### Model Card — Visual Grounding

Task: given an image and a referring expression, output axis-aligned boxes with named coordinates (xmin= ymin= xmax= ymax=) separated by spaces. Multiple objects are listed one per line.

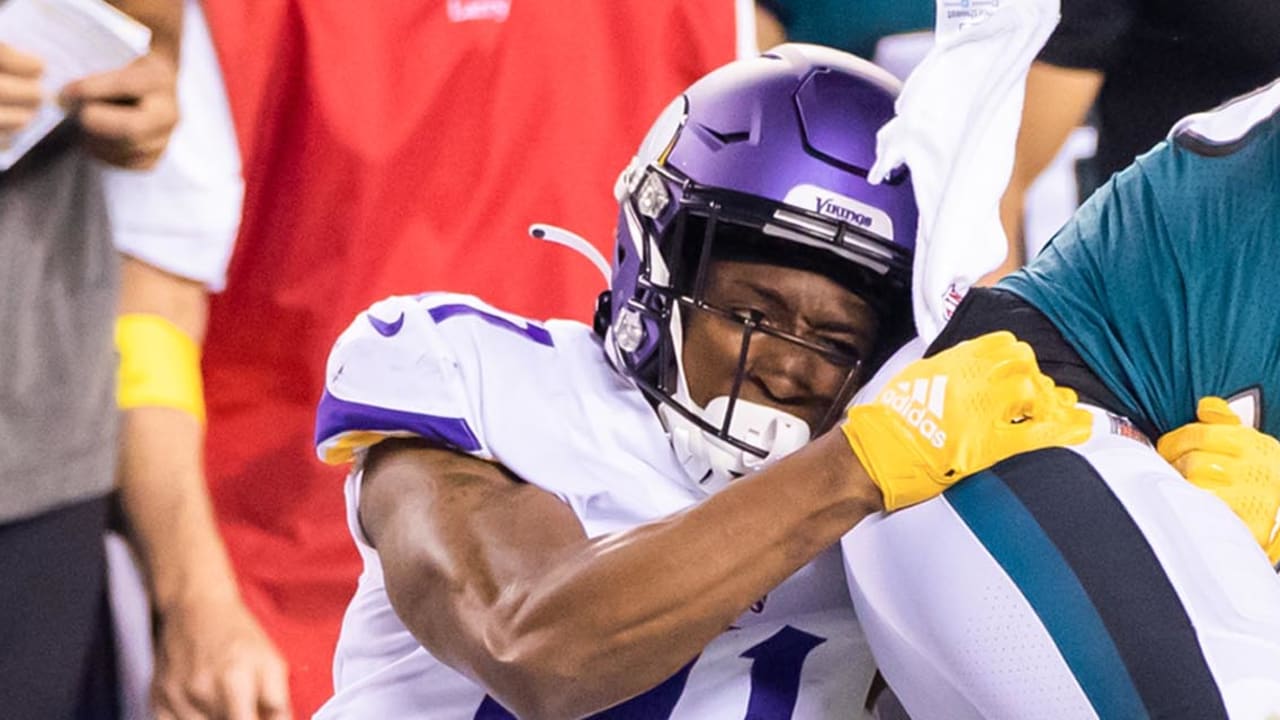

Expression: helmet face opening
xmin=604 ymin=44 xmax=917 ymax=492
xmin=621 ymin=169 xmax=904 ymax=449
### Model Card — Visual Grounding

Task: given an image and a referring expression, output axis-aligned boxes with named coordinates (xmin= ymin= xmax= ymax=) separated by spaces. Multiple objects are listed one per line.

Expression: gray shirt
xmin=0 ymin=129 xmax=119 ymax=523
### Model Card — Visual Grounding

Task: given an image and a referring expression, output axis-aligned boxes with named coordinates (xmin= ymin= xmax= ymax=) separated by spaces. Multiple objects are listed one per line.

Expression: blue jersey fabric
xmin=1000 ymin=85 xmax=1280 ymax=437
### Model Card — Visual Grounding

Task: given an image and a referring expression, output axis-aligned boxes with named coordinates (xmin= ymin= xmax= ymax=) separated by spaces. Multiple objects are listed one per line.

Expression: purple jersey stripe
xmin=315 ymin=389 xmax=482 ymax=453
xmin=427 ymin=303 xmax=554 ymax=347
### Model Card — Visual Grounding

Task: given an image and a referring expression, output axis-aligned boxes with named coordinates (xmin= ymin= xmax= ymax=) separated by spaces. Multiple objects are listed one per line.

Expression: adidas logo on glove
xmin=881 ymin=376 xmax=948 ymax=449
xmin=842 ymin=331 xmax=1092 ymax=511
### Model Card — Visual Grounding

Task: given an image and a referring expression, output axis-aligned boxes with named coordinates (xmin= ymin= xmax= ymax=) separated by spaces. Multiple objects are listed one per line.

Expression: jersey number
xmin=474 ymin=625 xmax=825 ymax=719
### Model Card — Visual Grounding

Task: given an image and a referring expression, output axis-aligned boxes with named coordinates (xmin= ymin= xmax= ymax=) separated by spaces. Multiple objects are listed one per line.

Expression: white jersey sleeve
xmin=318 ymin=290 xmax=684 ymax=515
xmin=316 ymin=293 xmax=528 ymax=465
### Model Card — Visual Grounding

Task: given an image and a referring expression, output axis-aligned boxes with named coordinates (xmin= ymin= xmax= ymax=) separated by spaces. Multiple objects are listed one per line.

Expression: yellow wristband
xmin=115 ymin=313 xmax=206 ymax=423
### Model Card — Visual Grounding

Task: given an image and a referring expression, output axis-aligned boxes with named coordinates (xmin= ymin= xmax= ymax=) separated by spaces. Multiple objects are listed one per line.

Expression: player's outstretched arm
xmin=361 ymin=431 xmax=876 ymax=720
xmin=1158 ymin=397 xmax=1280 ymax=565
xmin=359 ymin=331 xmax=1090 ymax=720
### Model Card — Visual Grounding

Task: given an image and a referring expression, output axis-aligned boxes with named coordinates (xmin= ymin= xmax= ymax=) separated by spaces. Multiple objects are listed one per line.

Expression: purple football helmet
xmin=599 ymin=44 xmax=917 ymax=493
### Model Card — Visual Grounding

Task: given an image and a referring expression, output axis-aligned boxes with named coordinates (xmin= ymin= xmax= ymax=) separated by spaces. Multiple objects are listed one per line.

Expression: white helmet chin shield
xmin=659 ymin=397 xmax=810 ymax=495
xmin=598 ymin=45 xmax=918 ymax=496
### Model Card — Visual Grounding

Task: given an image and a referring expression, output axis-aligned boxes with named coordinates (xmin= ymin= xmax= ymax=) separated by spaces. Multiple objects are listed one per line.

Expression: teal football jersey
xmin=1001 ymin=81 xmax=1280 ymax=437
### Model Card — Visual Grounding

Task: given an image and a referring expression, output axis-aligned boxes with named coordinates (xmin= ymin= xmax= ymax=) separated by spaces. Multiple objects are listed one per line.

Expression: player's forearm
xmin=471 ymin=431 xmax=878 ymax=718
xmin=108 ymin=0 xmax=183 ymax=62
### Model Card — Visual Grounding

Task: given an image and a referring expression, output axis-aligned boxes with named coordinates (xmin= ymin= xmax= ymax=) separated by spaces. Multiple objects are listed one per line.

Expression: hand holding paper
xmin=63 ymin=51 xmax=179 ymax=169
xmin=0 ymin=0 xmax=153 ymax=170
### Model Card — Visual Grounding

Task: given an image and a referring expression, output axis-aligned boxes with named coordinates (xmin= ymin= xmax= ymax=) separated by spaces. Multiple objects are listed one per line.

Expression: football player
xmin=846 ymin=81 xmax=1280 ymax=719
xmin=311 ymin=44 xmax=1089 ymax=718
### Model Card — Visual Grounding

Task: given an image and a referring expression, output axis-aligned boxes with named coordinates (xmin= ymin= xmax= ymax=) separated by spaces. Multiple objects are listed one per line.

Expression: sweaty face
xmin=680 ymin=257 xmax=880 ymax=433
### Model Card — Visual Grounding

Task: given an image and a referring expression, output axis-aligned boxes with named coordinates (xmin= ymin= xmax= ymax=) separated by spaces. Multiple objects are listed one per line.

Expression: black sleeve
xmin=1037 ymin=0 xmax=1138 ymax=71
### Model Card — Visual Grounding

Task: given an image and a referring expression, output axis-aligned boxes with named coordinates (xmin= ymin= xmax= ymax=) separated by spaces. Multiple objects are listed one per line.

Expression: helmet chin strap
xmin=660 ymin=396 xmax=811 ymax=495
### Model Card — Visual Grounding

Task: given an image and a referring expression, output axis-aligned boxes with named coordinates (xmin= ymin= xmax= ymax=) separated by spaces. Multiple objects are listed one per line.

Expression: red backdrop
xmin=200 ymin=2 xmax=738 ymax=713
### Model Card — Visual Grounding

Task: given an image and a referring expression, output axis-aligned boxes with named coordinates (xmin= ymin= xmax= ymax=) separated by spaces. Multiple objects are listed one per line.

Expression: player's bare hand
xmin=843 ymin=331 xmax=1093 ymax=510
xmin=1158 ymin=396 xmax=1280 ymax=565
xmin=0 ymin=43 xmax=44 ymax=144
xmin=60 ymin=50 xmax=177 ymax=169
xmin=152 ymin=597 xmax=293 ymax=720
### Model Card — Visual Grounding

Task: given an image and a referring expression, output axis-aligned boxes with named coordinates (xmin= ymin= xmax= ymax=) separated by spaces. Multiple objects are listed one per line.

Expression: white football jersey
xmin=313 ymin=293 xmax=875 ymax=719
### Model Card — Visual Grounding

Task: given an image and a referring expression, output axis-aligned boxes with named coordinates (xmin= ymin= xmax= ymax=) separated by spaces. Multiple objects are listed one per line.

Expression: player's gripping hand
xmin=1157 ymin=397 xmax=1280 ymax=565
xmin=842 ymin=331 xmax=1092 ymax=510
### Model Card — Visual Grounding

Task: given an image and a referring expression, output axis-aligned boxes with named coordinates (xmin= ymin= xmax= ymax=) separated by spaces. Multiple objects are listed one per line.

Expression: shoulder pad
xmin=315 ymin=294 xmax=492 ymax=464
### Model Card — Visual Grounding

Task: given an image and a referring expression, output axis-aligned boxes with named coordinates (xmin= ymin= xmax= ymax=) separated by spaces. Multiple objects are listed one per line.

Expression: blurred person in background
xmin=104 ymin=2 xmax=290 ymax=718
xmin=0 ymin=1 xmax=181 ymax=717
xmin=198 ymin=1 xmax=756 ymax=714
xmin=997 ymin=0 xmax=1280 ymax=278
xmin=1 ymin=0 xmax=286 ymax=716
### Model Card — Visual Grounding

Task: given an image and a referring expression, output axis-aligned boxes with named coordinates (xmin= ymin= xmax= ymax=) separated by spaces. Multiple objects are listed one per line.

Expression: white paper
xmin=0 ymin=0 xmax=150 ymax=170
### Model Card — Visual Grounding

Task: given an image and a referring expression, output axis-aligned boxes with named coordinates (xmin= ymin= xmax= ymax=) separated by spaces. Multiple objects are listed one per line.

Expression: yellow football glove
xmin=842 ymin=331 xmax=1093 ymax=511
xmin=1157 ymin=397 xmax=1280 ymax=565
